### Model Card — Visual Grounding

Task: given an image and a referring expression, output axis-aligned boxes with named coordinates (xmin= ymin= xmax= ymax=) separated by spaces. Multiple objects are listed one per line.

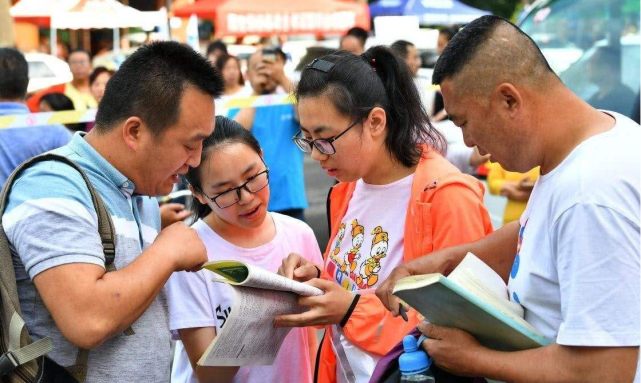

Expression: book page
xmin=243 ymin=263 xmax=323 ymax=296
xmin=458 ymin=270 xmax=526 ymax=320
xmin=448 ymin=253 xmax=508 ymax=299
xmin=205 ymin=261 xmax=323 ymax=297
xmin=198 ymin=285 xmax=306 ymax=367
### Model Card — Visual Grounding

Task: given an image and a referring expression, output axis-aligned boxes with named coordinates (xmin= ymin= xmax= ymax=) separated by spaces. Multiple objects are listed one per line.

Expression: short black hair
xmin=95 ymin=41 xmax=223 ymax=137
xmin=41 ymin=93 xmax=74 ymax=111
xmin=439 ymin=26 xmax=458 ymax=42
xmin=390 ymin=40 xmax=414 ymax=60
xmin=0 ymin=48 xmax=29 ymax=100
xmin=345 ymin=27 xmax=368 ymax=46
xmin=433 ymin=15 xmax=554 ymax=86
xmin=68 ymin=48 xmax=91 ymax=61
xmin=41 ymin=93 xmax=85 ymax=132
xmin=207 ymin=40 xmax=228 ymax=56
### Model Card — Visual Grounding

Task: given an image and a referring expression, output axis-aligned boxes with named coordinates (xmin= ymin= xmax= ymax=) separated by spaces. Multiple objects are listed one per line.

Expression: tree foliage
xmin=459 ymin=0 xmax=524 ymax=20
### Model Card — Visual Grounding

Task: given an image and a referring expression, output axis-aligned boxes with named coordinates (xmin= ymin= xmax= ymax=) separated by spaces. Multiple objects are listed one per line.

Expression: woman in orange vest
xmin=274 ymin=47 xmax=494 ymax=383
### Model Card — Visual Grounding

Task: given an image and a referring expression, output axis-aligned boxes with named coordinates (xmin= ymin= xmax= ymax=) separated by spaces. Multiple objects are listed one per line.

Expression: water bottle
xmin=399 ymin=335 xmax=435 ymax=383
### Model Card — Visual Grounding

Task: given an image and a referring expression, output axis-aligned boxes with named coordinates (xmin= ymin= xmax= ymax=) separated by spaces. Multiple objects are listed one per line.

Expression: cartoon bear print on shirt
xmin=343 ymin=219 xmax=364 ymax=274
xmin=356 ymin=226 xmax=388 ymax=288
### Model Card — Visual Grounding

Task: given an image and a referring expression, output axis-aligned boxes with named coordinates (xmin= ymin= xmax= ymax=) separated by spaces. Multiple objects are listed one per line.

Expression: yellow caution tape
xmin=0 ymin=86 xmax=440 ymax=129
xmin=0 ymin=109 xmax=97 ymax=130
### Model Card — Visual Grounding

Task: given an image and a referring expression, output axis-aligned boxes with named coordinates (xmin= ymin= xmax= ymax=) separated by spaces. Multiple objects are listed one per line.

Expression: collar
xmin=67 ymin=132 xmax=136 ymax=193
xmin=0 ymin=102 xmax=30 ymax=116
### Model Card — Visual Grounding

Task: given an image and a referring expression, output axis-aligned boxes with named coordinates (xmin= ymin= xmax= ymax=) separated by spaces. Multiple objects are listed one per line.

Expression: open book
xmin=393 ymin=253 xmax=551 ymax=351
xmin=197 ymin=260 xmax=322 ymax=367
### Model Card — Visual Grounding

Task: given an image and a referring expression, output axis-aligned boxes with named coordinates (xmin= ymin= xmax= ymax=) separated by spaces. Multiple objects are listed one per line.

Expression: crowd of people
xmin=0 ymin=14 xmax=639 ymax=383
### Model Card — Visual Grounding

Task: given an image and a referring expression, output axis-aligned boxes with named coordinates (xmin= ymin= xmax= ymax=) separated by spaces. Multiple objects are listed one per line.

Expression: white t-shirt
xmin=324 ymin=174 xmax=414 ymax=383
xmin=507 ymin=111 xmax=640 ymax=381
xmin=433 ymin=120 xmax=476 ymax=175
xmin=166 ymin=213 xmax=323 ymax=383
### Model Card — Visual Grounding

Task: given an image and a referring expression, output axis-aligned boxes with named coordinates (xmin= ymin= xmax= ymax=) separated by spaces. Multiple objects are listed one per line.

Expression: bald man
xmin=377 ymin=15 xmax=640 ymax=382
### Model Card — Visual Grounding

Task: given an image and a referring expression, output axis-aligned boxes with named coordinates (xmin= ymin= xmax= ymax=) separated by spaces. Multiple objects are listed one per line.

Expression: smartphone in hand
xmin=262 ymin=48 xmax=277 ymax=62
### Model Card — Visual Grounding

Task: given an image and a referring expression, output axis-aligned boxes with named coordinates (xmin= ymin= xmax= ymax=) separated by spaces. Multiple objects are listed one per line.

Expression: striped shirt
xmin=3 ymin=132 xmax=170 ymax=382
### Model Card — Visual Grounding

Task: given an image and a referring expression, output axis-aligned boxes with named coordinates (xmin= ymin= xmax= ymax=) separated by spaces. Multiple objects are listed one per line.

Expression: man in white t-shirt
xmin=377 ymin=15 xmax=640 ymax=383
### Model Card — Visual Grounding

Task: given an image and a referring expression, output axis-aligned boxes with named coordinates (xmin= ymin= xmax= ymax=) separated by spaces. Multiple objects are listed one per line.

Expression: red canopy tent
xmin=173 ymin=0 xmax=370 ymax=37
xmin=172 ymin=0 xmax=226 ymax=21
xmin=10 ymin=0 xmax=77 ymax=27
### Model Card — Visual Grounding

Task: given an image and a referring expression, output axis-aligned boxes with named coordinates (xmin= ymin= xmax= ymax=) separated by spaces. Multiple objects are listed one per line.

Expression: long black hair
xmin=185 ymin=116 xmax=262 ymax=220
xmin=296 ymin=46 xmax=445 ymax=168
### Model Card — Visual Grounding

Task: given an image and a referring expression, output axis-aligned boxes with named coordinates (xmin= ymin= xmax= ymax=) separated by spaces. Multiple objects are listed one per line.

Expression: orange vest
xmin=315 ymin=145 xmax=493 ymax=383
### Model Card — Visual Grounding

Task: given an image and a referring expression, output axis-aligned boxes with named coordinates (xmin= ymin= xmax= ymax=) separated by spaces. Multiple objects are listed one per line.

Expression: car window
xmin=28 ymin=61 xmax=56 ymax=79
xmin=521 ymin=0 xmax=640 ymax=120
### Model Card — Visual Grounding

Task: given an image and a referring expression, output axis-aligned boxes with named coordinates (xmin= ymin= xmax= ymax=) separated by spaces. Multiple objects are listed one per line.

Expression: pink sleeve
xmin=302 ymin=223 xmax=324 ymax=267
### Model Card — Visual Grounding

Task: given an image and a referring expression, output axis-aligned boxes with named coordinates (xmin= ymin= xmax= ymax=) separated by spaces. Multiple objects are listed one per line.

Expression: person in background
xmin=586 ymin=46 xmax=636 ymax=116
xmin=206 ymin=40 xmax=228 ymax=63
xmin=231 ymin=49 xmax=307 ymax=221
xmin=431 ymin=27 xmax=458 ymax=122
xmin=39 ymin=93 xmax=85 ymax=133
xmin=390 ymin=40 xmax=421 ymax=77
xmin=166 ymin=116 xmax=321 ymax=383
xmin=0 ymin=48 xmax=71 ymax=187
xmin=487 ymin=162 xmax=540 ymax=225
xmin=27 ymin=49 xmax=97 ymax=112
xmin=85 ymin=67 xmax=115 ymax=132
xmin=215 ymin=54 xmax=246 ymax=97
xmin=90 ymin=66 xmax=114 ymax=105
xmin=339 ymin=27 xmax=368 ymax=55
xmin=39 ymin=93 xmax=75 ymax=113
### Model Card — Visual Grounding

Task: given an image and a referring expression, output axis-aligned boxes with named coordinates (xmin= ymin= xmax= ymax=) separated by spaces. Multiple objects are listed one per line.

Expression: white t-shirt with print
xmin=507 ymin=111 xmax=640 ymax=381
xmin=325 ymin=174 xmax=414 ymax=383
xmin=166 ymin=213 xmax=323 ymax=383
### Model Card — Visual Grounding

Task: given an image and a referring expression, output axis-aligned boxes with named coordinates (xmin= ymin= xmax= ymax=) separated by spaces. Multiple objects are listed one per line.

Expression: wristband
xmin=340 ymin=294 xmax=361 ymax=328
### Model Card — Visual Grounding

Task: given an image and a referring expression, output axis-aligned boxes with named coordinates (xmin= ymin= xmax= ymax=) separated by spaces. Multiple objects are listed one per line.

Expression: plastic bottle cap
xmin=399 ymin=335 xmax=432 ymax=376
xmin=402 ymin=334 xmax=419 ymax=352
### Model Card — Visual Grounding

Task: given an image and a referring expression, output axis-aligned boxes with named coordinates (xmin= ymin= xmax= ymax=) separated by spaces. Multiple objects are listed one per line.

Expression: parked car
xmin=520 ymin=0 xmax=640 ymax=122
xmin=25 ymin=53 xmax=73 ymax=94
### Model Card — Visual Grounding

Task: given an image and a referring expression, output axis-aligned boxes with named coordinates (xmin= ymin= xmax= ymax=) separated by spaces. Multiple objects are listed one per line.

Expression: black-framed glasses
xmin=195 ymin=169 xmax=270 ymax=209
xmin=292 ymin=120 xmax=359 ymax=155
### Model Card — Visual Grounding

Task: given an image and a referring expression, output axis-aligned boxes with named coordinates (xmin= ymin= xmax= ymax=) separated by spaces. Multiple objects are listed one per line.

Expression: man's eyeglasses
xmin=292 ymin=120 xmax=359 ymax=155
xmin=195 ymin=169 xmax=269 ymax=209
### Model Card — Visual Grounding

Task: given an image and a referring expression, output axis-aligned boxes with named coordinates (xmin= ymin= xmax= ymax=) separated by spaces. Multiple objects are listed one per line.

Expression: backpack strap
xmin=0 ymin=153 xmax=133 ymax=382
xmin=0 ymin=153 xmax=116 ymax=268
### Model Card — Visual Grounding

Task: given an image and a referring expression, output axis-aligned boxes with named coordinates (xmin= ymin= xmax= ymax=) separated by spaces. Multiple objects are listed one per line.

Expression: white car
xmin=25 ymin=53 xmax=73 ymax=94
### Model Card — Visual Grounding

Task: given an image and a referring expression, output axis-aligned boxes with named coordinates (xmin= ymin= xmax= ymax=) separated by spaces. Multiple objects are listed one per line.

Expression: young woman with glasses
xmin=165 ymin=116 xmax=322 ymax=383
xmin=277 ymin=47 xmax=494 ymax=383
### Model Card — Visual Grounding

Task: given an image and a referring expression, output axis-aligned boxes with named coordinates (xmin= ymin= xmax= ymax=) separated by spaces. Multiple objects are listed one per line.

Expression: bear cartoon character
xmin=343 ymin=219 xmax=364 ymax=273
xmin=357 ymin=226 xmax=388 ymax=287
xmin=331 ymin=222 xmax=347 ymax=264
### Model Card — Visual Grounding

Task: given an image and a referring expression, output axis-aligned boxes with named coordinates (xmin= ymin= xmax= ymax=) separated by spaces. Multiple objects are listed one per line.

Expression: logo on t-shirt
xmin=327 ymin=219 xmax=390 ymax=291
xmin=216 ymin=305 xmax=231 ymax=328
xmin=510 ymin=219 xmax=528 ymax=304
